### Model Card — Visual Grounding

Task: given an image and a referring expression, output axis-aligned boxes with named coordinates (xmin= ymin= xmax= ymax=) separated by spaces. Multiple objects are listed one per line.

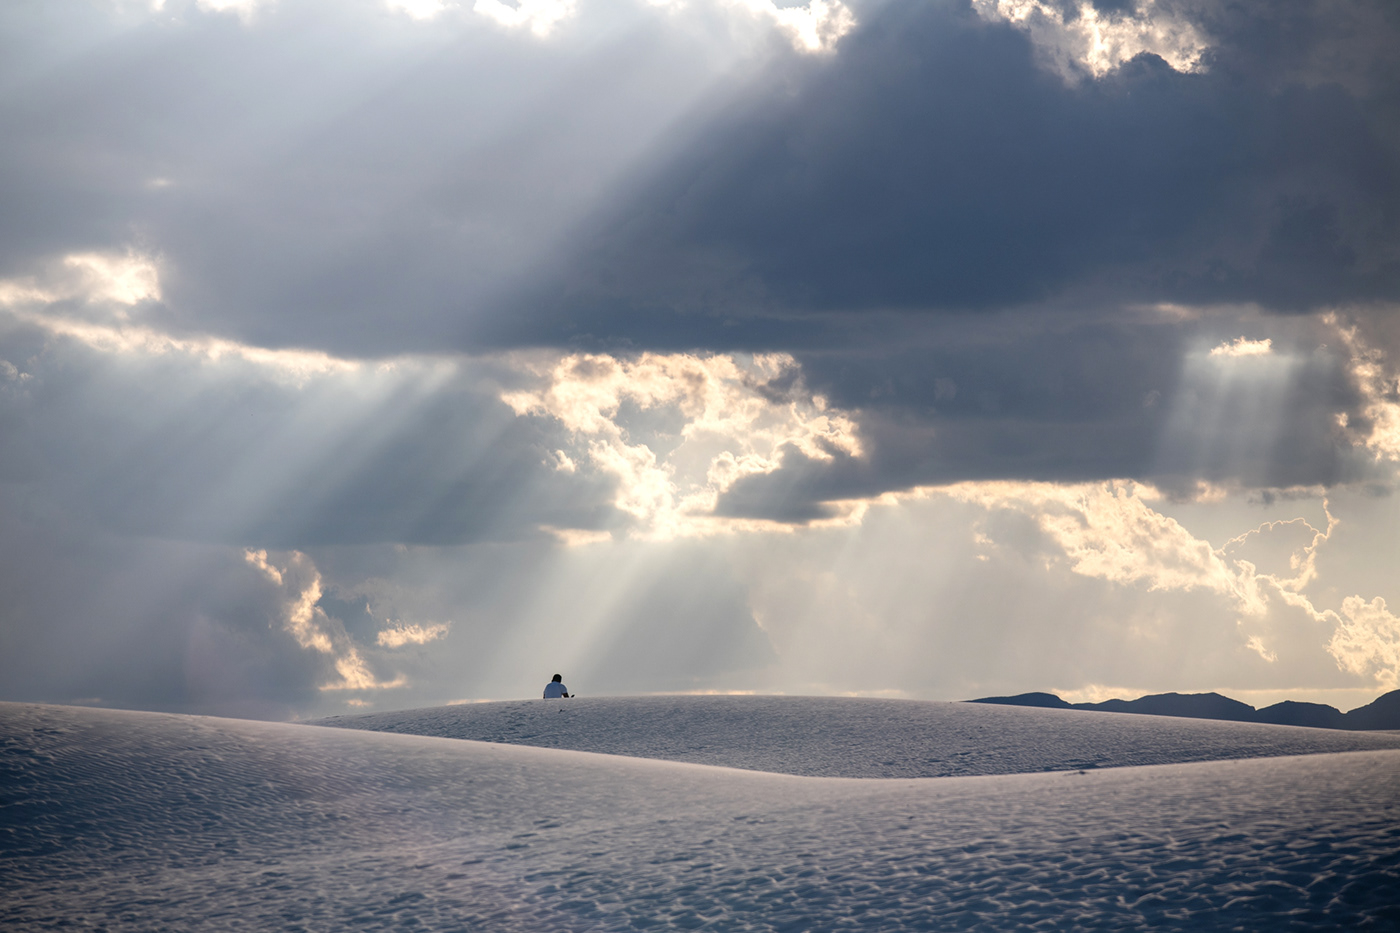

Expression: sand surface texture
xmin=4 ymin=700 xmax=1399 ymax=931
xmin=316 ymin=694 xmax=1400 ymax=777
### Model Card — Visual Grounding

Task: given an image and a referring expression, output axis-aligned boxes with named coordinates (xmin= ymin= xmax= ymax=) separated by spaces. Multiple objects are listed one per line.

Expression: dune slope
xmin=314 ymin=695 xmax=1400 ymax=777
xmin=4 ymin=701 xmax=1400 ymax=931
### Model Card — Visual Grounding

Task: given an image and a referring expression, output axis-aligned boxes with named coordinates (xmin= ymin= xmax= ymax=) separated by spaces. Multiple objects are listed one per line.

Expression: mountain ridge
xmin=967 ymin=689 xmax=1400 ymax=730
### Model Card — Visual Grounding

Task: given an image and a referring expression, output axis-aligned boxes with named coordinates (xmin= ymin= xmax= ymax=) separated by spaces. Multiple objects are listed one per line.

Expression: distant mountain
xmin=1254 ymin=701 xmax=1347 ymax=730
xmin=1078 ymin=692 xmax=1256 ymax=722
xmin=966 ymin=692 xmax=1072 ymax=710
xmin=1344 ymin=690 xmax=1400 ymax=731
xmin=967 ymin=689 xmax=1400 ymax=731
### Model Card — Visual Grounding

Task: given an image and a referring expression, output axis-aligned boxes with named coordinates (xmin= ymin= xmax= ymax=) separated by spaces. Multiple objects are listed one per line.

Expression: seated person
xmin=543 ymin=674 xmax=571 ymax=699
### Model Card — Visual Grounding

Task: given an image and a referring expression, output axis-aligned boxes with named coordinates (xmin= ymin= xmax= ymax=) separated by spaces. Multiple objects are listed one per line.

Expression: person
xmin=543 ymin=674 xmax=571 ymax=699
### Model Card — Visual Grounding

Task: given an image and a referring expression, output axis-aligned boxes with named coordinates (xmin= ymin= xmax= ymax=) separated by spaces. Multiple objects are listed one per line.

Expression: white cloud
xmin=725 ymin=0 xmax=855 ymax=54
xmin=0 ymin=249 xmax=161 ymax=309
xmin=1245 ymin=634 xmax=1277 ymax=663
xmin=245 ymin=549 xmax=406 ymax=691
xmin=62 ymin=252 xmax=162 ymax=305
xmin=1328 ymin=596 xmax=1400 ymax=690
xmin=386 ymin=0 xmax=450 ymax=19
xmin=21 ymin=313 xmax=361 ymax=386
xmin=939 ymin=480 xmax=1269 ymax=615
xmin=1210 ymin=336 xmax=1273 ymax=358
xmin=503 ymin=352 xmax=863 ymax=539
xmin=196 ymin=0 xmax=274 ymax=22
xmin=377 ymin=621 xmax=451 ymax=647
xmin=924 ymin=480 xmax=1400 ymax=689
xmin=972 ymin=0 xmax=1209 ymax=80
xmin=0 ymin=359 xmax=33 ymax=389
xmin=638 ymin=0 xmax=853 ymax=53
xmin=473 ymin=0 xmax=575 ymax=36
xmin=0 ymin=251 xmax=366 ymax=386
xmin=1331 ymin=313 xmax=1400 ymax=462
xmin=1222 ymin=508 xmax=1336 ymax=593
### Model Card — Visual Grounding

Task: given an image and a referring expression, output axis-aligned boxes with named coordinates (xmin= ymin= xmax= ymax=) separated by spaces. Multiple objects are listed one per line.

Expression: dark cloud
xmin=499 ymin=0 xmax=1400 ymax=349
xmin=704 ymin=310 xmax=1375 ymax=518
xmin=5 ymin=0 xmax=1394 ymax=357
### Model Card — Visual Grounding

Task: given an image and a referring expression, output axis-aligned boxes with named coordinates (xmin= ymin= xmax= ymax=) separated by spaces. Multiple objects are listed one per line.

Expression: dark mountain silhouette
xmin=966 ymin=692 xmax=1072 ymax=710
xmin=1344 ymin=690 xmax=1400 ymax=731
xmin=1077 ymin=692 xmax=1256 ymax=722
xmin=1254 ymin=701 xmax=1347 ymax=730
xmin=967 ymin=689 xmax=1400 ymax=731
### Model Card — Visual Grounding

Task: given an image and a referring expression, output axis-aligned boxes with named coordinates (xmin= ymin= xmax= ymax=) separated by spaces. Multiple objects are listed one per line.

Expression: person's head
xmin=552 ymin=674 xmax=562 ymax=683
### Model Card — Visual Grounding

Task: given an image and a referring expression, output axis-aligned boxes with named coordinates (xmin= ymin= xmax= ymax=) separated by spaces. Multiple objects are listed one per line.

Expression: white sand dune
xmin=4 ymin=700 xmax=1400 ymax=931
xmin=314 ymin=695 xmax=1400 ymax=777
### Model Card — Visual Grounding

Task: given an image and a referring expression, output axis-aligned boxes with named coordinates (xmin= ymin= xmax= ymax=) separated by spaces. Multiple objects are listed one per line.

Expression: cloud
xmin=472 ymin=0 xmax=576 ymax=36
xmin=503 ymin=351 xmax=863 ymax=538
xmin=1210 ymin=336 xmax=1273 ymax=358
xmin=0 ymin=262 xmax=359 ymax=386
xmin=0 ymin=250 xmax=161 ymax=309
xmin=385 ymin=0 xmax=452 ymax=19
xmin=939 ymin=480 xmax=1269 ymax=614
xmin=724 ymin=0 xmax=855 ymax=54
xmin=8 ymin=0 xmax=1395 ymax=363
xmin=244 ymin=548 xmax=406 ymax=691
xmin=0 ymin=297 xmax=616 ymax=547
xmin=1245 ymin=634 xmax=1277 ymax=662
xmin=377 ymin=622 xmax=451 ymax=647
xmin=1333 ymin=312 xmax=1400 ymax=463
xmin=701 ymin=309 xmax=1379 ymax=511
xmin=719 ymin=481 xmax=1375 ymax=699
xmin=935 ymin=480 xmax=1400 ymax=691
xmin=195 ymin=0 xmax=274 ymax=21
xmin=2 ymin=255 xmax=1390 ymax=550
xmin=382 ymin=0 xmax=856 ymax=49
xmin=0 ymin=495 xmax=334 ymax=718
xmin=1328 ymin=596 xmax=1400 ymax=689
xmin=971 ymin=0 xmax=1210 ymax=79
xmin=0 ymin=0 xmax=765 ymax=357
xmin=512 ymin=0 xmax=1400 ymax=349
xmin=0 ymin=249 xmax=357 ymax=385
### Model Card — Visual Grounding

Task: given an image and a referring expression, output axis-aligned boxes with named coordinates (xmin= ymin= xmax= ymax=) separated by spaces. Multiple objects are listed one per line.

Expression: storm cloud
xmin=502 ymin=0 xmax=1400 ymax=337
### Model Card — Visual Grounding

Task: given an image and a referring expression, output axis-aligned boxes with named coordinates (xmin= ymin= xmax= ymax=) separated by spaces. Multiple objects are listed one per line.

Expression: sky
xmin=2 ymin=0 xmax=1399 ymax=719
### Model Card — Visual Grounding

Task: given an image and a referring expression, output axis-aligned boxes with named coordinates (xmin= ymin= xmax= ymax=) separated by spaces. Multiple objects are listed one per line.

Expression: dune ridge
xmin=314 ymin=694 xmax=1400 ymax=778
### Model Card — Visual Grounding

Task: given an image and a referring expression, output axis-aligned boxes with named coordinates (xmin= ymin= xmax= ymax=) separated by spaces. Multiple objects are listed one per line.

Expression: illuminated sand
xmin=4 ymin=700 xmax=1399 ymax=930
xmin=316 ymin=695 xmax=1400 ymax=777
